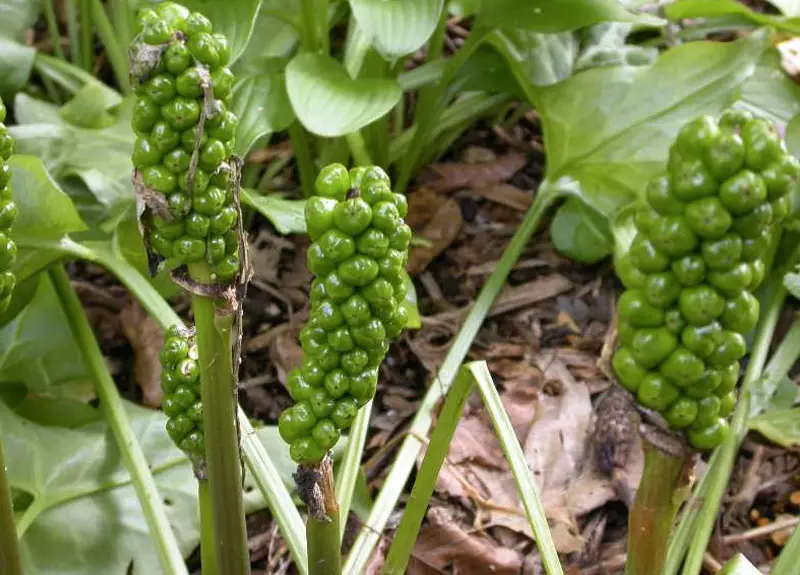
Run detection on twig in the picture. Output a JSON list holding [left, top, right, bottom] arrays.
[[723, 517, 800, 545]]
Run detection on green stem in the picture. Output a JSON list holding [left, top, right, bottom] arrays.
[[394, 25, 490, 193], [289, 121, 316, 198], [0, 428, 22, 575], [43, 0, 66, 62], [346, 131, 372, 166], [79, 0, 92, 71], [109, 0, 132, 49], [381, 369, 474, 575], [334, 401, 372, 540], [89, 0, 130, 93], [48, 265, 188, 575], [681, 275, 787, 575], [199, 480, 218, 575], [344, 182, 563, 574], [318, 0, 330, 55], [301, 0, 320, 52], [65, 0, 81, 65], [626, 439, 688, 575], [189, 270, 250, 575], [303, 457, 341, 575]]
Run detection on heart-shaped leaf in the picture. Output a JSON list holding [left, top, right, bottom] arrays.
[[349, 0, 444, 58], [536, 31, 768, 261], [181, 0, 264, 65], [286, 53, 401, 137], [477, 0, 662, 32]]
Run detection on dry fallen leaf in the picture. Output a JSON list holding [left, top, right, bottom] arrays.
[[119, 301, 163, 408], [406, 187, 448, 229], [472, 183, 533, 211], [408, 199, 463, 275], [408, 505, 523, 575], [269, 329, 303, 387], [424, 151, 527, 193]]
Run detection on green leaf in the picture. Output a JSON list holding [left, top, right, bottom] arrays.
[[665, 0, 800, 35], [750, 374, 797, 418], [0, 36, 35, 97], [349, 0, 444, 58], [0, 0, 41, 38], [401, 271, 421, 330], [718, 554, 762, 575], [286, 53, 402, 137], [241, 189, 306, 234], [233, 0, 301, 70], [58, 81, 123, 129], [550, 196, 613, 263], [537, 31, 768, 228], [785, 265, 800, 300], [181, 0, 264, 65], [0, 274, 90, 392], [786, 114, 800, 159], [740, 50, 800, 123], [575, 22, 658, 71], [13, 396, 103, 428], [231, 62, 294, 157], [477, 0, 662, 32], [749, 408, 800, 447], [0, 397, 288, 574]]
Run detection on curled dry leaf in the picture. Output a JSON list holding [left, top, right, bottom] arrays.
[[269, 328, 303, 387], [119, 300, 163, 408], [424, 151, 527, 193], [406, 187, 448, 229], [472, 183, 533, 212], [408, 199, 463, 275]]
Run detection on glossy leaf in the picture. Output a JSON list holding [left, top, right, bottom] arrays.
[[0, 397, 292, 574], [740, 50, 800, 123], [575, 22, 657, 71], [477, 0, 662, 32], [349, 0, 444, 58], [182, 0, 263, 65], [749, 408, 800, 447], [536, 31, 768, 260], [241, 189, 306, 235], [665, 0, 800, 35], [286, 53, 402, 137], [231, 64, 294, 157], [550, 196, 612, 263]]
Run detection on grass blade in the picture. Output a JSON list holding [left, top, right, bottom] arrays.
[[335, 401, 373, 540]]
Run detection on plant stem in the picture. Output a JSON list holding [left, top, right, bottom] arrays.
[[334, 401, 372, 540], [109, 0, 132, 50], [0, 429, 22, 575], [300, 456, 341, 575], [346, 131, 372, 166], [43, 0, 66, 62], [318, 0, 330, 55], [89, 0, 130, 93], [627, 436, 689, 575], [48, 265, 188, 575], [289, 121, 316, 197], [64, 0, 82, 65], [79, 0, 92, 71], [382, 369, 474, 575], [344, 182, 563, 574], [189, 270, 250, 575], [301, 0, 320, 53], [199, 480, 219, 575], [681, 276, 787, 575]]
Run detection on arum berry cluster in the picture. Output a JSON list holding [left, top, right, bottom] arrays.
[[131, 1, 240, 283], [0, 98, 17, 312], [279, 165, 411, 463], [161, 324, 205, 458], [613, 110, 797, 450]]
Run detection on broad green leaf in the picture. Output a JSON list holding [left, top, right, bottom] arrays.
[[453, 46, 527, 99], [477, 0, 662, 32], [740, 50, 800, 123], [58, 81, 123, 129], [749, 408, 800, 447], [0, 0, 41, 38], [231, 63, 294, 157], [768, 0, 800, 15], [536, 31, 768, 256], [574, 22, 657, 71], [550, 196, 612, 263], [13, 396, 103, 428], [718, 554, 762, 575], [242, 189, 306, 234], [234, 0, 301, 70], [0, 397, 289, 575], [449, 0, 480, 17], [349, 0, 444, 58], [0, 36, 35, 97], [750, 374, 797, 418], [665, 0, 800, 35], [785, 266, 800, 300], [0, 275, 90, 392], [181, 0, 263, 65], [286, 53, 402, 137]]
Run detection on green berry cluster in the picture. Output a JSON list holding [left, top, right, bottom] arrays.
[[279, 165, 411, 464], [613, 110, 798, 450], [161, 324, 205, 457], [132, 2, 240, 282], [0, 98, 17, 313]]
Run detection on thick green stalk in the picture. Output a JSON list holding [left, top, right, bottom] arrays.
[[303, 457, 341, 575], [334, 401, 372, 540], [318, 0, 330, 55], [300, 0, 320, 53], [382, 369, 473, 575], [681, 277, 787, 575], [345, 132, 372, 167], [48, 266, 188, 575], [344, 183, 562, 574], [88, 0, 129, 92], [199, 480, 218, 575], [289, 121, 316, 198], [626, 439, 688, 575], [190, 276, 250, 575], [0, 429, 22, 575]]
